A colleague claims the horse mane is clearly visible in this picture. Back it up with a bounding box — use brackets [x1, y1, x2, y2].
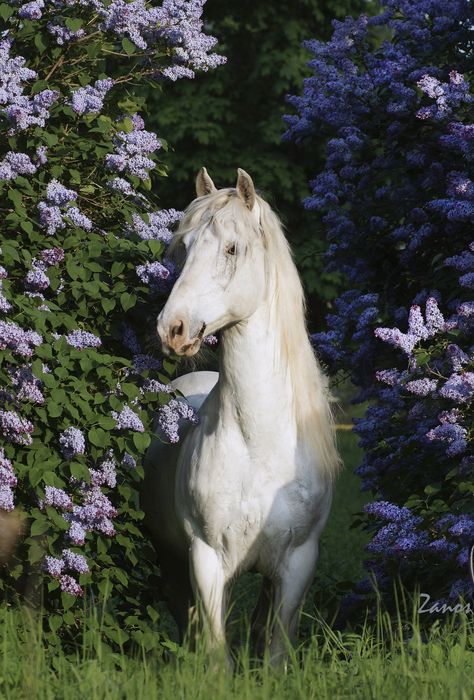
[170, 188, 341, 483]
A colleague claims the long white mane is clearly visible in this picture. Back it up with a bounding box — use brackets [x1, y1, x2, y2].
[170, 189, 341, 482]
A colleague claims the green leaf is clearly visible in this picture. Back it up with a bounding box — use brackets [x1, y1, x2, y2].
[101, 298, 116, 313]
[34, 32, 48, 53]
[0, 3, 14, 21]
[65, 17, 83, 32]
[120, 292, 137, 311]
[31, 518, 49, 536]
[121, 38, 136, 55]
[88, 427, 107, 447]
[133, 432, 151, 451]
[47, 402, 63, 418]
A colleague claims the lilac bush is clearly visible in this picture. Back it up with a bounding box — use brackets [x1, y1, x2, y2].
[285, 0, 473, 609]
[0, 0, 224, 642]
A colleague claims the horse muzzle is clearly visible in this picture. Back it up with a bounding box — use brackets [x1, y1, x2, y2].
[157, 315, 206, 357]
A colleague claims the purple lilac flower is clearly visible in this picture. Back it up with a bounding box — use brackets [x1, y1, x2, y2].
[0, 410, 34, 445]
[61, 549, 89, 574]
[40, 247, 64, 266]
[141, 379, 172, 394]
[0, 320, 42, 357]
[0, 449, 17, 511]
[89, 453, 116, 488]
[44, 555, 64, 577]
[425, 298, 445, 335]
[203, 334, 218, 346]
[37, 202, 65, 236]
[447, 344, 470, 371]
[44, 486, 73, 511]
[65, 330, 101, 349]
[65, 486, 117, 544]
[47, 21, 86, 45]
[122, 325, 141, 353]
[18, 0, 44, 19]
[374, 327, 418, 356]
[439, 373, 474, 404]
[35, 146, 47, 165]
[108, 177, 134, 195]
[125, 209, 182, 242]
[65, 207, 93, 230]
[376, 369, 402, 386]
[408, 304, 429, 339]
[405, 378, 438, 396]
[59, 574, 83, 596]
[0, 151, 37, 180]
[67, 521, 86, 546]
[426, 422, 467, 456]
[105, 126, 161, 181]
[112, 405, 144, 432]
[10, 366, 44, 404]
[157, 398, 199, 443]
[59, 427, 85, 459]
[122, 452, 136, 469]
[46, 180, 77, 206]
[136, 260, 170, 286]
[132, 354, 162, 373]
[68, 78, 114, 115]
[24, 264, 50, 292]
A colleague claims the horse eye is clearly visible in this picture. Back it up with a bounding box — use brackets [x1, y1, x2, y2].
[226, 244, 236, 256]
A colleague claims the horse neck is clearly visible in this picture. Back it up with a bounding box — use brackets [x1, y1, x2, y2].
[216, 301, 297, 442]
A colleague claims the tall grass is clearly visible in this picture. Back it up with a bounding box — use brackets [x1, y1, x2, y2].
[1, 602, 473, 700]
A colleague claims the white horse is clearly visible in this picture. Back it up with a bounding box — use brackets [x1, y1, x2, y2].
[140, 168, 340, 664]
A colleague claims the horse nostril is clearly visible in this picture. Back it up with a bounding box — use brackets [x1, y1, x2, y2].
[171, 320, 184, 339]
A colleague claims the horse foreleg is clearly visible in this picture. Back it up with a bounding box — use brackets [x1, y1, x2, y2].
[189, 538, 231, 666]
[269, 536, 320, 665]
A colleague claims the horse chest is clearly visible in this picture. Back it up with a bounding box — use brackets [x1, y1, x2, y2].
[176, 423, 326, 565]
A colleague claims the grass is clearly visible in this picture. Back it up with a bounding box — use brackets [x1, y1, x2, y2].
[1, 430, 473, 699]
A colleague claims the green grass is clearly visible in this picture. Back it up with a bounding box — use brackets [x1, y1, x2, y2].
[1, 430, 473, 699]
[1, 603, 473, 700]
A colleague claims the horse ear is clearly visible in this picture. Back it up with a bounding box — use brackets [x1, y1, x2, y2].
[196, 167, 216, 197]
[236, 168, 256, 210]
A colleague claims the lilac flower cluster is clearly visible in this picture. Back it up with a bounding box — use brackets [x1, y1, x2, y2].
[157, 398, 199, 443]
[286, 0, 473, 607]
[65, 484, 117, 545]
[9, 366, 44, 404]
[0, 38, 59, 134]
[38, 180, 92, 235]
[68, 78, 114, 115]
[0, 449, 17, 511]
[125, 208, 182, 242]
[112, 405, 144, 432]
[105, 121, 161, 181]
[0, 320, 42, 357]
[135, 260, 170, 289]
[0, 409, 34, 445]
[0, 262, 12, 313]
[0, 151, 37, 181]
[99, 0, 225, 79]
[47, 21, 86, 46]
[59, 427, 85, 460]
[89, 452, 117, 488]
[65, 329, 101, 350]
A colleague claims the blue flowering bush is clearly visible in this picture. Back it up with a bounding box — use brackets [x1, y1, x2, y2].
[0, 0, 224, 644]
[285, 0, 473, 611]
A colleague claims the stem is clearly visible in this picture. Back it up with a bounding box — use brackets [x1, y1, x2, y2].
[45, 55, 65, 82]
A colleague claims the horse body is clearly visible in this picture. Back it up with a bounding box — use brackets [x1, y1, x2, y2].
[141, 168, 339, 663]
